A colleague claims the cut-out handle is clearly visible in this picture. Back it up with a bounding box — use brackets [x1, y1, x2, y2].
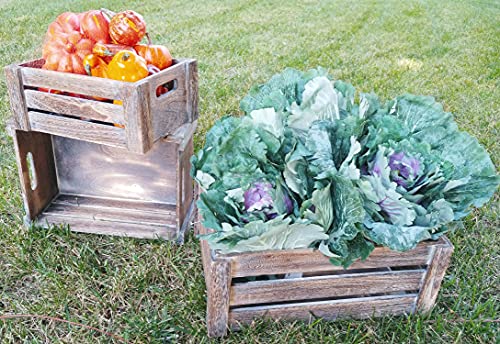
[156, 79, 178, 99]
[26, 152, 37, 190]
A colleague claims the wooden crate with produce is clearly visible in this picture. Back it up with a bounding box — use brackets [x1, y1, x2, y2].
[5, 8, 198, 240]
[5, 9, 198, 155]
[192, 68, 499, 337]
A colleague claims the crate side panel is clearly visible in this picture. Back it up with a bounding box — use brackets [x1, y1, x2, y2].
[12, 130, 58, 219]
[229, 294, 417, 328]
[25, 90, 124, 125]
[52, 136, 178, 204]
[230, 270, 425, 307]
[229, 243, 433, 278]
[29, 111, 127, 148]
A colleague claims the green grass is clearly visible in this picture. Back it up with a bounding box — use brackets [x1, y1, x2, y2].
[0, 0, 499, 342]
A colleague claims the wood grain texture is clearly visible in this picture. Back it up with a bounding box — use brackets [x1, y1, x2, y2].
[230, 270, 425, 307]
[229, 294, 418, 328]
[4, 64, 30, 130]
[227, 243, 434, 278]
[185, 59, 199, 122]
[206, 259, 232, 338]
[21, 65, 123, 99]
[29, 111, 127, 148]
[416, 238, 454, 313]
[25, 90, 124, 125]
[123, 83, 153, 154]
[12, 130, 58, 219]
[36, 213, 176, 240]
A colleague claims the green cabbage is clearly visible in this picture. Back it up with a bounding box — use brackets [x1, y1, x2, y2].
[191, 68, 499, 267]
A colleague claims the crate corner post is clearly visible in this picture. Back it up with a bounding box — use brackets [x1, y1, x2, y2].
[416, 237, 454, 313]
[4, 64, 30, 131]
[206, 256, 232, 338]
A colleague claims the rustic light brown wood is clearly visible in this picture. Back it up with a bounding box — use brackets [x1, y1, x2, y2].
[6, 58, 198, 154]
[24, 90, 124, 125]
[230, 270, 425, 307]
[12, 130, 58, 219]
[29, 110, 127, 148]
[415, 237, 454, 312]
[8, 121, 197, 241]
[197, 195, 454, 337]
[4, 65, 30, 130]
[229, 294, 418, 329]
[206, 259, 232, 338]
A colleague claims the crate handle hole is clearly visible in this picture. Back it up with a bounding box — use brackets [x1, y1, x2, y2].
[156, 79, 178, 99]
[26, 152, 37, 190]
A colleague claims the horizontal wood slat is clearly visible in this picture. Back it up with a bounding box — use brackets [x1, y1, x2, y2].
[53, 194, 176, 214]
[228, 243, 433, 278]
[28, 111, 127, 148]
[230, 270, 425, 307]
[229, 294, 418, 328]
[25, 90, 124, 125]
[43, 203, 176, 227]
[36, 213, 176, 240]
[21, 66, 125, 99]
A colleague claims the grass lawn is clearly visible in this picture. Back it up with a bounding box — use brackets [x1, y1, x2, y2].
[0, 0, 499, 343]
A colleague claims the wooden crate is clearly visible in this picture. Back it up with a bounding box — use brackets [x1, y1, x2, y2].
[197, 211, 454, 337]
[8, 120, 197, 241]
[4, 58, 198, 154]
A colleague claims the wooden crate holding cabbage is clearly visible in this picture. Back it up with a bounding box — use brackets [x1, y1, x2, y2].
[192, 68, 499, 337]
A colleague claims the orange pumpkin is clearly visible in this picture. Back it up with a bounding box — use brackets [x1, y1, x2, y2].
[46, 12, 81, 39]
[108, 10, 146, 46]
[80, 10, 111, 44]
[42, 31, 93, 74]
[134, 34, 173, 70]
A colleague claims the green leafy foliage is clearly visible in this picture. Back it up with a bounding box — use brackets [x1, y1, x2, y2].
[192, 67, 499, 267]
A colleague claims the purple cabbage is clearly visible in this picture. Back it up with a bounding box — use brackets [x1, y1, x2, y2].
[243, 182, 293, 219]
[388, 152, 421, 187]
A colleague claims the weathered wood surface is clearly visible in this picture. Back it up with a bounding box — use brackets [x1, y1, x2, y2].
[123, 82, 153, 154]
[12, 130, 58, 219]
[21, 61, 123, 99]
[198, 202, 453, 337]
[416, 237, 454, 312]
[36, 213, 176, 240]
[230, 270, 425, 307]
[226, 242, 435, 278]
[29, 111, 127, 148]
[206, 259, 232, 338]
[7, 58, 198, 154]
[229, 294, 418, 328]
[4, 65, 30, 130]
[24, 90, 124, 125]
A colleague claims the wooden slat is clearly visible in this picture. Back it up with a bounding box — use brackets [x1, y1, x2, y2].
[206, 259, 232, 337]
[123, 82, 153, 154]
[35, 213, 176, 240]
[43, 203, 176, 227]
[185, 59, 199, 122]
[229, 294, 417, 328]
[228, 243, 434, 278]
[21, 66, 124, 99]
[28, 110, 127, 148]
[230, 270, 425, 307]
[54, 194, 176, 214]
[416, 239, 454, 312]
[4, 64, 30, 130]
[25, 90, 124, 125]
[149, 60, 191, 141]
[12, 130, 58, 219]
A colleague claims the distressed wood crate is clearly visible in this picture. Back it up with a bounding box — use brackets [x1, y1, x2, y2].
[5, 58, 198, 154]
[197, 210, 454, 337]
[8, 120, 197, 241]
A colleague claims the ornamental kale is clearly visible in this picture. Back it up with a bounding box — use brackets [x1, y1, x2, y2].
[191, 68, 499, 267]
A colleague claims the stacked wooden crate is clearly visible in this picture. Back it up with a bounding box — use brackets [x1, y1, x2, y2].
[5, 58, 198, 241]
